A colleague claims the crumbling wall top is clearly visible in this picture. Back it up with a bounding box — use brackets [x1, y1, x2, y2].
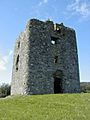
[25, 18, 75, 34]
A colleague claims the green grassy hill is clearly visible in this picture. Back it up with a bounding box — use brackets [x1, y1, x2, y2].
[0, 93, 90, 120]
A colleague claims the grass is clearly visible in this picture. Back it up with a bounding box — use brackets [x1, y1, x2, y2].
[0, 93, 90, 120]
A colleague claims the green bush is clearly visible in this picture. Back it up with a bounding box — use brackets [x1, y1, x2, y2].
[0, 83, 11, 98]
[80, 82, 90, 93]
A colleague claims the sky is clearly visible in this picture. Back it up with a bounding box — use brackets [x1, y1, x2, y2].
[0, 0, 90, 84]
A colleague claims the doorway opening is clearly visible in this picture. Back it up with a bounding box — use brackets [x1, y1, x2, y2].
[54, 77, 63, 93]
[53, 70, 63, 93]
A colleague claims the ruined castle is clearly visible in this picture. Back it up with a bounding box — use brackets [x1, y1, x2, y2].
[11, 19, 80, 95]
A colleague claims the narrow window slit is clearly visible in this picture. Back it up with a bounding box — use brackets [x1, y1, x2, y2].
[18, 41, 20, 48]
[62, 33, 65, 36]
[54, 56, 58, 63]
[16, 55, 19, 71]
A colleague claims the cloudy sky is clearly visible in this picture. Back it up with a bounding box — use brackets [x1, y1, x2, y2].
[0, 0, 90, 84]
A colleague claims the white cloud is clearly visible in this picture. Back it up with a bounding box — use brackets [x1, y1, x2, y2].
[38, 0, 48, 6]
[43, 0, 48, 3]
[67, 0, 90, 20]
[0, 60, 6, 70]
[9, 50, 13, 56]
[0, 50, 13, 71]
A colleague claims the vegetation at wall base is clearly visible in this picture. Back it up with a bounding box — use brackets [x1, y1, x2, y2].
[0, 83, 11, 98]
[0, 93, 90, 120]
[80, 82, 90, 93]
[0, 82, 90, 98]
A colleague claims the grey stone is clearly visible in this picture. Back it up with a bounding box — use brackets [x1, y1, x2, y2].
[11, 19, 80, 95]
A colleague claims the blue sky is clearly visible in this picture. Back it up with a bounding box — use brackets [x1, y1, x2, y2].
[0, 0, 90, 84]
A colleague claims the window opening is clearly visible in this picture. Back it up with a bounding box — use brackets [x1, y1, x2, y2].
[18, 41, 20, 48]
[56, 28, 61, 33]
[51, 36, 58, 44]
[54, 56, 58, 63]
[16, 55, 19, 71]
[62, 33, 65, 36]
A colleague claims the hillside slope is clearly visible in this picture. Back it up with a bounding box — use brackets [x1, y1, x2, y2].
[0, 94, 90, 120]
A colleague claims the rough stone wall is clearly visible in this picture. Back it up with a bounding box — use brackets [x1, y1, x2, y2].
[11, 19, 80, 95]
[11, 28, 30, 95]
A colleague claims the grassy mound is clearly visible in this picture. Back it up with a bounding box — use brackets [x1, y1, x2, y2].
[0, 93, 90, 120]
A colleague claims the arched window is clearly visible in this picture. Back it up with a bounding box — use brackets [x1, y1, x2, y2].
[16, 55, 19, 71]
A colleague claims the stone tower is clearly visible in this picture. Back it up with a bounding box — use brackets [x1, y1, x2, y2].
[11, 19, 80, 95]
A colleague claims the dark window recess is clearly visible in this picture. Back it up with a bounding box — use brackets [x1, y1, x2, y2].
[62, 33, 65, 36]
[16, 55, 19, 71]
[57, 28, 61, 33]
[18, 41, 20, 48]
[54, 56, 58, 63]
[51, 36, 58, 44]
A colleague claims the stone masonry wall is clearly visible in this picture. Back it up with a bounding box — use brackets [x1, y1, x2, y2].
[11, 19, 80, 95]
